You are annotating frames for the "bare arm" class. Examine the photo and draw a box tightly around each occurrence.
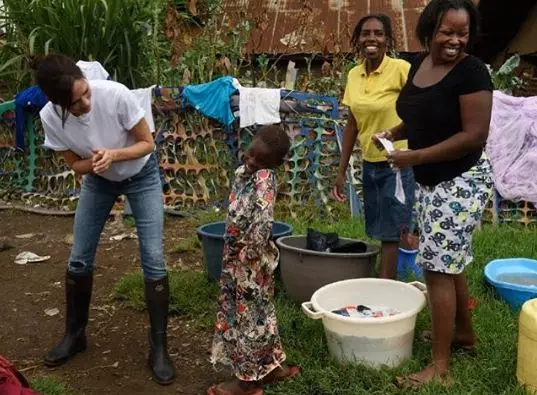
[337,111,359,177]
[109,118,154,162]
[92,118,155,174]
[61,150,94,175]
[390,123,406,141]
[415,90,492,165]
[372,123,405,151]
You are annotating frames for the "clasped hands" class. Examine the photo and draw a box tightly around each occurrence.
[91,148,115,175]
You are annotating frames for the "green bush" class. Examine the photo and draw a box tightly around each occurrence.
[0,0,165,94]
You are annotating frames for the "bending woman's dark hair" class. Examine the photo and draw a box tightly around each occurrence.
[416,0,479,50]
[35,54,85,126]
[350,13,396,53]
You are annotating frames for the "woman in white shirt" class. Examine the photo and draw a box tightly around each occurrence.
[36,54,175,385]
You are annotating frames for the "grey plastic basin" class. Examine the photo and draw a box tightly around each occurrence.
[276,235,380,303]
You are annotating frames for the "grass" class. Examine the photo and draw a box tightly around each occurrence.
[185,206,226,227]
[123,215,136,228]
[31,376,70,395]
[115,208,535,394]
[174,234,201,253]
[115,269,218,328]
[274,223,534,395]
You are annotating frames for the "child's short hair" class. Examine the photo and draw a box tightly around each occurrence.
[256,124,291,165]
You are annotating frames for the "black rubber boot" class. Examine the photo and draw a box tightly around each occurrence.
[44,271,93,367]
[145,276,176,385]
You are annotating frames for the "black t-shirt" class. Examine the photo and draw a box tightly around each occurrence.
[396,54,493,186]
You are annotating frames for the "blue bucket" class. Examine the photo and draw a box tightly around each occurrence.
[397,248,423,281]
[484,258,537,310]
[197,221,293,282]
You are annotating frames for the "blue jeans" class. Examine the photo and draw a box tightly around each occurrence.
[363,161,415,242]
[68,154,167,280]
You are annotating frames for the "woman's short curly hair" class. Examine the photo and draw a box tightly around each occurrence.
[416,0,480,50]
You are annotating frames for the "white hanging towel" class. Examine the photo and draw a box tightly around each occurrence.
[236,83,281,128]
[378,137,406,204]
[131,86,156,132]
[76,60,110,80]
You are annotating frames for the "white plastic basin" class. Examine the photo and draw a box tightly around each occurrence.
[302,278,427,368]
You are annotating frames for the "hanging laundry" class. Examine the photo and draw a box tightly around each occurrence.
[14,86,48,149]
[131,86,156,132]
[76,60,111,80]
[182,76,238,125]
[236,83,281,128]
[487,91,537,204]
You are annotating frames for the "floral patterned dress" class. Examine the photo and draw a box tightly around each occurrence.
[210,165,286,381]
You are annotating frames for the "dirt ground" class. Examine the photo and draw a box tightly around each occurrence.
[0,210,229,395]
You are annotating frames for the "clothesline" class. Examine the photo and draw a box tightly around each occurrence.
[153,86,340,120]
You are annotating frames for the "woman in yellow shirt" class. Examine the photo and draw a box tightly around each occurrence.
[333,14,415,279]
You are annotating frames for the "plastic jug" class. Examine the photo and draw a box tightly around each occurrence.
[517,298,537,393]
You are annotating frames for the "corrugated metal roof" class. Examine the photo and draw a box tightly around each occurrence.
[221,0,429,54]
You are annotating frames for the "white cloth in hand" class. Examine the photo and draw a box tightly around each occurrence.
[378,137,406,204]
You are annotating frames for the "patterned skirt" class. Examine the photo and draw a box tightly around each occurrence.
[415,155,493,274]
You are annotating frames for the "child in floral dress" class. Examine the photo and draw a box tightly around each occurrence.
[208,125,300,395]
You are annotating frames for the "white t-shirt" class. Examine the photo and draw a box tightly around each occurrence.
[40,80,151,182]
[75,60,156,133]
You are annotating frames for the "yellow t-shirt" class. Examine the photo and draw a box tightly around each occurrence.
[342,55,410,162]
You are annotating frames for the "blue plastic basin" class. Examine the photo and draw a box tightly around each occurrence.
[197,221,293,282]
[397,248,423,281]
[484,258,537,310]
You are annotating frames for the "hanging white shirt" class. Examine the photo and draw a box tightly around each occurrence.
[40,80,150,182]
[233,80,281,128]
[76,60,110,81]
[131,85,156,132]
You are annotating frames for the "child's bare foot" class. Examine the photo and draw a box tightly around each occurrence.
[207,380,263,395]
[261,365,300,385]
[395,365,452,390]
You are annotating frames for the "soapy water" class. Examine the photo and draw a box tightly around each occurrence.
[496,273,537,287]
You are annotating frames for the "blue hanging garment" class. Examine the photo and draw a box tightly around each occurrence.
[182,76,238,125]
[14,86,48,150]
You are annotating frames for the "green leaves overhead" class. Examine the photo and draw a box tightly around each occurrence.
[1,0,165,94]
